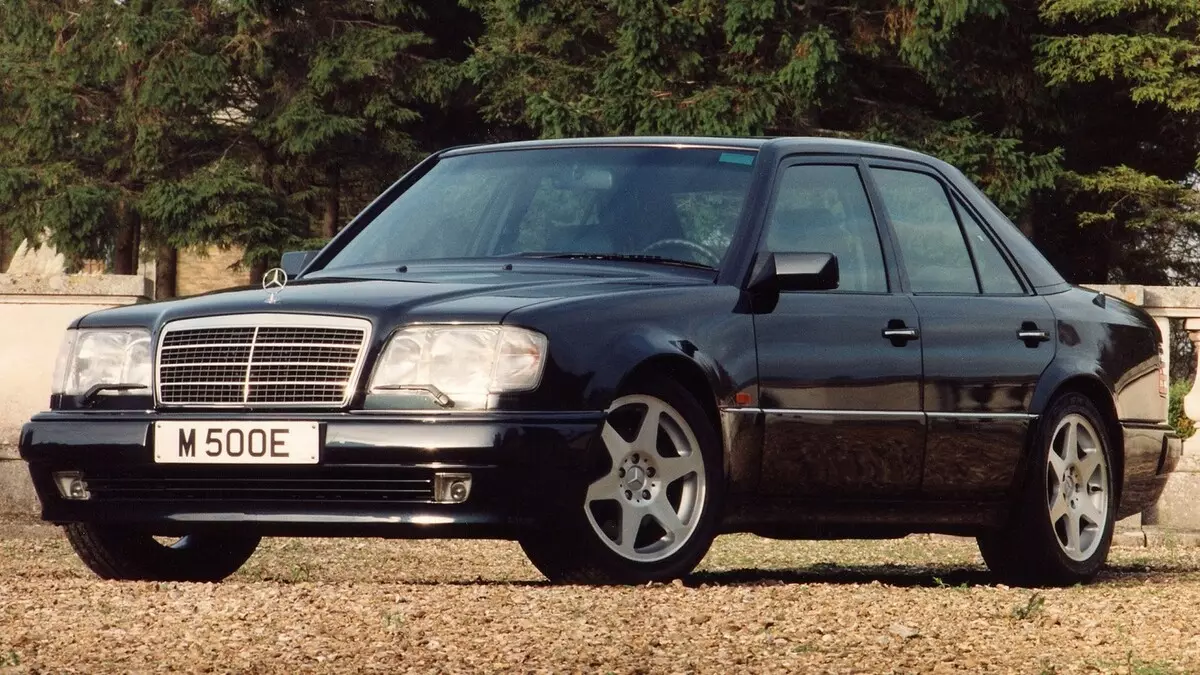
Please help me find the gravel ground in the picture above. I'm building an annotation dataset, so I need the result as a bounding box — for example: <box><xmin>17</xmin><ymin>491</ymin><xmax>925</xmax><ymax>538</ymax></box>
<box><xmin>2</xmin><ymin>522</ymin><xmax>1200</xmax><ymax>674</ymax></box>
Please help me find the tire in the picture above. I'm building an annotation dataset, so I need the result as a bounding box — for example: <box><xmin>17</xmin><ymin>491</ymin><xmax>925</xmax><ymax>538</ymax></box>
<box><xmin>977</xmin><ymin>393</ymin><xmax>1117</xmax><ymax>586</ymax></box>
<box><xmin>64</xmin><ymin>524</ymin><xmax>261</xmax><ymax>582</ymax></box>
<box><xmin>519</xmin><ymin>376</ymin><xmax>723</xmax><ymax>584</ymax></box>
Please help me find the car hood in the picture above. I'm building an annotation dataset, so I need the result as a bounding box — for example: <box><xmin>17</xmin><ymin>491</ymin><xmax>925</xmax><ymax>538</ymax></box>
<box><xmin>75</xmin><ymin>262</ymin><xmax>715</xmax><ymax>331</ymax></box>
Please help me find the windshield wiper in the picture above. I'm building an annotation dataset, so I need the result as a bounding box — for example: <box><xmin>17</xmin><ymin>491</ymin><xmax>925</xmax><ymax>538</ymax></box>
<box><xmin>77</xmin><ymin>383</ymin><xmax>149</xmax><ymax>406</ymax></box>
<box><xmin>512</xmin><ymin>252</ymin><xmax>715</xmax><ymax>271</ymax></box>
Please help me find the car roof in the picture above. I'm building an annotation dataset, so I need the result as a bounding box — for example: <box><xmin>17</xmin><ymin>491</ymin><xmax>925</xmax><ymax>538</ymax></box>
<box><xmin>439</xmin><ymin>135</ymin><xmax>937</xmax><ymax>163</ymax></box>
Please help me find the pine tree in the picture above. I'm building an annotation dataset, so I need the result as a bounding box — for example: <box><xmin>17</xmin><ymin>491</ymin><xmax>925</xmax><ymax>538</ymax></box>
<box><xmin>464</xmin><ymin>0</ymin><xmax>1062</xmax><ymax>220</ymax></box>
<box><xmin>463</xmin><ymin>0</ymin><xmax>1200</xmax><ymax>284</ymax></box>
<box><xmin>0</xmin><ymin>1</ymin><xmax>480</xmax><ymax>289</ymax></box>
<box><xmin>1036</xmin><ymin>0</ymin><xmax>1200</xmax><ymax>283</ymax></box>
<box><xmin>6</xmin><ymin>0</ymin><xmax>1198</xmax><ymax>287</ymax></box>
<box><xmin>0</xmin><ymin>0</ymin><xmax>232</xmax><ymax>281</ymax></box>
<box><xmin>1039</xmin><ymin>0</ymin><xmax>1200</xmax><ymax>115</ymax></box>
<box><xmin>217</xmin><ymin>0</ymin><xmax>477</xmax><ymax>259</ymax></box>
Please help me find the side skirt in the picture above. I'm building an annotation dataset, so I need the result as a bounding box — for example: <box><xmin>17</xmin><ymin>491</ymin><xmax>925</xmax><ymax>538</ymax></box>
<box><xmin>719</xmin><ymin>497</ymin><xmax>1008</xmax><ymax>539</ymax></box>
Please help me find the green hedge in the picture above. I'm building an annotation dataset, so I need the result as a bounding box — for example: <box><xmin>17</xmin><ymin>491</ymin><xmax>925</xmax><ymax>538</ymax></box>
<box><xmin>1169</xmin><ymin>380</ymin><xmax>1196</xmax><ymax>439</ymax></box>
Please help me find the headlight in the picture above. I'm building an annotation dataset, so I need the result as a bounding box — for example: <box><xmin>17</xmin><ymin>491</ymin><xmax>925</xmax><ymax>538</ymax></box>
<box><xmin>52</xmin><ymin>328</ymin><xmax>152</xmax><ymax>397</ymax></box>
<box><xmin>369</xmin><ymin>325</ymin><xmax>549</xmax><ymax>405</ymax></box>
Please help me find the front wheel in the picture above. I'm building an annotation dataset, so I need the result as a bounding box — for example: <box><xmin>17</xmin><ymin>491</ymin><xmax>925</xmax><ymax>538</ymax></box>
<box><xmin>520</xmin><ymin>377</ymin><xmax>723</xmax><ymax>584</ymax></box>
<box><xmin>64</xmin><ymin>523</ymin><xmax>261</xmax><ymax>582</ymax></box>
<box><xmin>977</xmin><ymin>393</ymin><xmax>1117</xmax><ymax>586</ymax></box>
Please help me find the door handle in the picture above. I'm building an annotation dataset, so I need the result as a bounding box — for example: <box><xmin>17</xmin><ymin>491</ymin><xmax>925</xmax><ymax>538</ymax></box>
<box><xmin>1017</xmin><ymin>322</ymin><xmax>1050</xmax><ymax>347</ymax></box>
<box><xmin>882</xmin><ymin>320</ymin><xmax>919</xmax><ymax>346</ymax></box>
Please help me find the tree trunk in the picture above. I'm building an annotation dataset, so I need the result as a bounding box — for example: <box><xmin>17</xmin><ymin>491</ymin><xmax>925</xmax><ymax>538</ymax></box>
<box><xmin>0</xmin><ymin>228</ymin><xmax>11</xmax><ymax>273</ymax></box>
<box><xmin>155</xmin><ymin>245</ymin><xmax>178</xmax><ymax>300</ymax></box>
<box><xmin>249</xmin><ymin>257</ymin><xmax>269</xmax><ymax>286</ymax></box>
<box><xmin>113</xmin><ymin>200</ymin><xmax>139</xmax><ymax>275</ymax></box>
<box><xmin>322</xmin><ymin>165</ymin><xmax>341</xmax><ymax>238</ymax></box>
<box><xmin>1017</xmin><ymin>210</ymin><xmax>1035</xmax><ymax>240</ymax></box>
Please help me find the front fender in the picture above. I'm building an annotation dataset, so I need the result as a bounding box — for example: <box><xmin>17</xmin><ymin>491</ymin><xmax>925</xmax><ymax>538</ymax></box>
<box><xmin>580</xmin><ymin>326</ymin><xmax>736</xmax><ymax>410</ymax></box>
<box><xmin>501</xmin><ymin>285</ymin><xmax>757</xmax><ymax>414</ymax></box>
<box><xmin>572</xmin><ymin>324</ymin><xmax>761</xmax><ymax>498</ymax></box>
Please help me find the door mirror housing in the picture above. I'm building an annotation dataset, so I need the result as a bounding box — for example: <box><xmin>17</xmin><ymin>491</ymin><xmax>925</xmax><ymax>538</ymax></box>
<box><xmin>748</xmin><ymin>252</ymin><xmax>839</xmax><ymax>292</ymax></box>
<box><xmin>280</xmin><ymin>250</ymin><xmax>319</xmax><ymax>277</ymax></box>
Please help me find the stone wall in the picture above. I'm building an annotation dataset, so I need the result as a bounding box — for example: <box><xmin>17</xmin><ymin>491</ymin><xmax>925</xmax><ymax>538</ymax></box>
<box><xmin>177</xmin><ymin>246</ymin><xmax>248</xmax><ymax>297</ymax></box>
<box><xmin>0</xmin><ymin>274</ymin><xmax>151</xmax><ymax>515</ymax></box>
<box><xmin>1086</xmin><ymin>285</ymin><xmax>1200</xmax><ymax>535</ymax></box>
<box><xmin>6</xmin><ymin>236</ymin><xmax>251</xmax><ymax>301</ymax></box>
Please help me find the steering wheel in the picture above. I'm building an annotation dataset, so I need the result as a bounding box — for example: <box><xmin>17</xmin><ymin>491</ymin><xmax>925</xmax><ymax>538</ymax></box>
<box><xmin>640</xmin><ymin>238</ymin><xmax>721</xmax><ymax>267</ymax></box>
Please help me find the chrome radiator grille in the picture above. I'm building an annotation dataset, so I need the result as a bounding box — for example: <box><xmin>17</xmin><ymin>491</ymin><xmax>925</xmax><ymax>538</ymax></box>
<box><xmin>155</xmin><ymin>315</ymin><xmax>372</xmax><ymax>408</ymax></box>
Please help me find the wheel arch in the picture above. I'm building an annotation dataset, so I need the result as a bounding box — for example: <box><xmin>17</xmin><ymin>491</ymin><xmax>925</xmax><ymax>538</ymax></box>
<box><xmin>1028</xmin><ymin>373</ymin><xmax>1125</xmax><ymax>508</ymax></box>
<box><xmin>618</xmin><ymin>354</ymin><xmax>723</xmax><ymax>437</ymax></box>
<box><xmin>580</xmin><ymin>326</ymin><xmax>734</xmax><ymax>416</ymax></box>
<box><xmin>580</xmin><ymin>328</ymin><xmax>734</xmax><ymax>465</ymax></box>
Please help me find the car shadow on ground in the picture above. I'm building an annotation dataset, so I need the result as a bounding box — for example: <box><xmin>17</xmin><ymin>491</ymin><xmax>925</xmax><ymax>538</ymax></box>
<box><xmin>686</xmin><ymin>562</ymin><xmax>1186</xmax><ymax>588</ymax></box>
<box><xmin>375</xmin><ymin>562</ymin><xmax>1186</xmax><ymax>587</ymax></box>
<box><xmin>691</xmin><ymin>564</ymin><xmax>994</xmax><ymax>587</ymax></box>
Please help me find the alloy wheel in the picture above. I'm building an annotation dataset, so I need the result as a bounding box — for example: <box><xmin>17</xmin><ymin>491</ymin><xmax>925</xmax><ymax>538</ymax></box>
<box><xmin>1046</xmin><ymin>413</ymin><xmax>1109</xmax><ymax>562</ymax></box>
<box><xmin>584</xmin><ymin>394</ymin><xmax>707</xmax><ymax>563</ymax></box>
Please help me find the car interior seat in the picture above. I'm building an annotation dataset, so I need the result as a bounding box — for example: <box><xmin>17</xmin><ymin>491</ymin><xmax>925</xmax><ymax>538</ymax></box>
<box><xmin>593</xmin><ymin>183</ymin><xmax>687</xmax><ymax>255</ymax></box>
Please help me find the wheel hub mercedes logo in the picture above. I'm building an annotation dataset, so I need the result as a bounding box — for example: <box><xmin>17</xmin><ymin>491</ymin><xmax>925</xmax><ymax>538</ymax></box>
<box><xmin>624</xmin><ymin>465</ymin><xmax>646</xmax><ymax>491</ymax></box>
<box><xmin>262</xmin><ymin>267</ymin><xmax>288</xmax><ymax>305</ymax></box>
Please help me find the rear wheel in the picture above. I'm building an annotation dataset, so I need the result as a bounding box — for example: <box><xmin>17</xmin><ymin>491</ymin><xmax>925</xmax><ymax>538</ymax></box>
<box><xmin>64</xmin><ymin>524</ymin><xmax>260</xmax><ymax>582</ymax></box>
<box><xmin>977</xmin><ymin>393</ymin><xmax>1116</xmax><ymax>586</ymax></box>
<box><xmin>520</xmin><ymin>377</ymin><xmax>722</xmax><ymax>584</ymax></box>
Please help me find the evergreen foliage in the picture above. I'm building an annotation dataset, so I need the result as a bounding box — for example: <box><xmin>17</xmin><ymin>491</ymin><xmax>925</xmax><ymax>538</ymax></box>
<box><xmin>0</xmin><ymin>0</ymin><xmax>478</xmax><ymax>286</ymax></box>
<box><xmin>0</xmin><ymin>0</ymin><xmax>235</xmax><ymax>272</ymax></box>
<box><xmin>1036</xmin><ymin>0</ymin><xmax>1200</xmax><ymax>282</ymax></box>
<box><xmin>1</xmin><ymin>0</ymin><xmax>1198</xmax><ymax>288</ymax></box>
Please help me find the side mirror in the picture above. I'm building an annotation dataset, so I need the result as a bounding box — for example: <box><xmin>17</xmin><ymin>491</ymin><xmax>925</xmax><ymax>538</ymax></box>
<box><xmin>280</xmin><ymin>250</ymin><xmax>319</xmax><ymax>277</ymax></box>
<box><xmin>748</xmin><ymin>252</ymin><xmax>839</xmax><ymax>292</ymax></box>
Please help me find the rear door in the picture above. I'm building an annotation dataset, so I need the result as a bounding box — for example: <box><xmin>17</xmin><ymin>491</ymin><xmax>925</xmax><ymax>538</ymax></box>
<box><xmin>864</xmin><ymin>162</ymin><xmax>1055</xmax><ymax>498</ymax></box>
<box><xmin>754</xmin><ymin>159</ymin><xmax>925</xmax><ymax>498</ymax></box>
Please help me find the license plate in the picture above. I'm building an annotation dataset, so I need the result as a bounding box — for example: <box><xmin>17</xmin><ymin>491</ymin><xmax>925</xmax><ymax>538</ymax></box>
<box><xmin>154</xmin><ymin>421</ymin><xmax>319</xmax><ymax>465</ymax></box>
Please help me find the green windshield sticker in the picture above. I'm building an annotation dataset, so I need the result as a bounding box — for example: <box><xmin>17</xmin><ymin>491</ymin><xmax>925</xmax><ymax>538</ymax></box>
<box><xmin>718</xmin><ymin>152</ymin><xmax>755</xmax><ymax>166</ymax></box>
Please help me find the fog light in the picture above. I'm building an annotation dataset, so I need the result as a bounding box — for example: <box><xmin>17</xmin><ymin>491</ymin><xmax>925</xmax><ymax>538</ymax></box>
<box><xmin>433</xmin><ymin>473</ymin><xmax>472</xmax><ymax>504</ymax></box>
<box><xmin>53</xmin><ymin>472</ymin><xmax>90</xmax><ymax>500</ymax></box>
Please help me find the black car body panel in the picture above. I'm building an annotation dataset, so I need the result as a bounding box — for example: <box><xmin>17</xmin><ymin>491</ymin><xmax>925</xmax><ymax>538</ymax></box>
<box><xmin>21</xmin><ymin>136</ymin><xmax>1180</xmax><ymax>542</ymax></box>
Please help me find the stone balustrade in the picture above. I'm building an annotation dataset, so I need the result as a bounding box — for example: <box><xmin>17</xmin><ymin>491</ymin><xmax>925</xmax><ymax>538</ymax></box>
<box><xmin>1086</xmin><ymin>285</ymin><xmax>1200</xmax><ymax>533</ymax></box>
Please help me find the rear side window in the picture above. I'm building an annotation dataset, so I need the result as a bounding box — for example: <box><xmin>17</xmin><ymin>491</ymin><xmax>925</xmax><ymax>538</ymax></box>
<box><xmin>955</xmin><ymin>199</ymin><xmax>1025</xmax><ymax>294</ymax></box>
<box><xmin>870</xmin><ymin>168</ymin><xmax>979</xmax><ymax>294</ymax></box>
<box><xmin>764</xmin><ymin>164</ymin><xmax>887</xmax><ymax>292</ymax></box>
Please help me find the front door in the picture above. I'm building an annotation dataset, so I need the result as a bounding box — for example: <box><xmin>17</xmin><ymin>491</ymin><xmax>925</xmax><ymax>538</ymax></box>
<box><xmin>754</xmin><ymin>160</ymin><xmax>925</xmax><ymax>498</ymax></box>
<box><xmin>865</xmin><ymin>163</ymin><xmax>1056</xmax><ymax>498</ymax></box>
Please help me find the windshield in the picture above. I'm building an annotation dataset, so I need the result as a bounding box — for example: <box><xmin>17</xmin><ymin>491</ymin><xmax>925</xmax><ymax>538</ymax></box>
<box><xmin>323</xmin><ymin>146</ymin><xmax>758</xmax><ymax>271</ymax></box>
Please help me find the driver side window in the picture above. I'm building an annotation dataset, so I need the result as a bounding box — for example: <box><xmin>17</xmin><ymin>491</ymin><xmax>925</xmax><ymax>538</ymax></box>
<box><xmin>765</xmin><ymin>164</ymin><xmax>888</xmax><ymax>292</ymax></box>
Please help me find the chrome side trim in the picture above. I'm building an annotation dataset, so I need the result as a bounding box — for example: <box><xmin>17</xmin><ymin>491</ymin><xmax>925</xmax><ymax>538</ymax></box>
<box><xmin>761</xmin><ymin>408</ymin><xmax>924</xmax><ymax>418</ymax></box>
<box><xmin>929</xmin><ymin>411</ymin><xmax>1038</xmax><ymax>420</ymax></box>
<box><xmin>719</xmin><ymin>407</ymin><xmax>1037</xmax><ymax>420</ymax></box>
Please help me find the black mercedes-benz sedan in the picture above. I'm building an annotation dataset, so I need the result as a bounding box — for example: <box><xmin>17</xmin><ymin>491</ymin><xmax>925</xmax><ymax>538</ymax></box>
<box><xmin>20</xmin><ymin>136</ymin><xmax>1180</xmax><ymax>586</ymax></box>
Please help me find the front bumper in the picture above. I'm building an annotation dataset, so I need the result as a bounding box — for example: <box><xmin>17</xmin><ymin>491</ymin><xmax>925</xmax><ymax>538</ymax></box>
<box><xmin>19</xmin><ymin>410</ymin><xmax>606</xmax><ymax>539</ymax></box>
